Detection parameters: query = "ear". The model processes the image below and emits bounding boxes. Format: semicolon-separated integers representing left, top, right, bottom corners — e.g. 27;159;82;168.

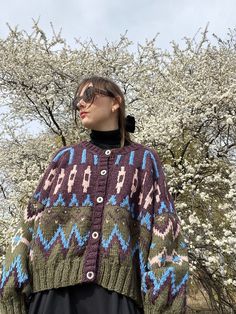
113;95;122;110
115;95;122;103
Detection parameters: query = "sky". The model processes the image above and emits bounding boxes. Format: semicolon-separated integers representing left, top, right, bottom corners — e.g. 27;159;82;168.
0;0;235;52
0;0;235;135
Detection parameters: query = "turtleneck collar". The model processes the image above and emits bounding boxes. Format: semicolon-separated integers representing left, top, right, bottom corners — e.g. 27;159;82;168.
89;128;122;149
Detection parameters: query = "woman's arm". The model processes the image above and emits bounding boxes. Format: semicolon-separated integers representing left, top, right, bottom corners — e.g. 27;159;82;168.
141;148;190;313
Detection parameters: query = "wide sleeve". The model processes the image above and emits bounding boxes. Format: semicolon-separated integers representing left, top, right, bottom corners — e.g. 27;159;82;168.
141;148;190;314
0;146;66;314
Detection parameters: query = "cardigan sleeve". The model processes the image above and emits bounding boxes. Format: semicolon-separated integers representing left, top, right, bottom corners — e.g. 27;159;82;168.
0;146;66;314
141;148;190;314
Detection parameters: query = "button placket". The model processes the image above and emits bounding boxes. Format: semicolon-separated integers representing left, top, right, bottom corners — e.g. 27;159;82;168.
82;154;110;282
89;164;107;246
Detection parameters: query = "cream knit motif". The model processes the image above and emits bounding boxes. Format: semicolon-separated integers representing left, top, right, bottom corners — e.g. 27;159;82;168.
0;140;190;314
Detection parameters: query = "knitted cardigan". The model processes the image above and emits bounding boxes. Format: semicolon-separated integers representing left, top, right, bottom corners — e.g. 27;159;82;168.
0;140;190;314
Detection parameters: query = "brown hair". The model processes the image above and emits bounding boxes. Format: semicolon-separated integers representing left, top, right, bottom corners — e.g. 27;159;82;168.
72;75;133;148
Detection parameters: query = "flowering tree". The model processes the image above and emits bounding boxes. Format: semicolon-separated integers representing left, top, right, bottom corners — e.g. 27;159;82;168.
0;20;236;312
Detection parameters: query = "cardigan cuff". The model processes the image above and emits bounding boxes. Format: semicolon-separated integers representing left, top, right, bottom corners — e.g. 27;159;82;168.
0;294;28;314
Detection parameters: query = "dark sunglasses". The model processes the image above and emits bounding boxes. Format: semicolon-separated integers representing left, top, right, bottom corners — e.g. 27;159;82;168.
72;86;115;110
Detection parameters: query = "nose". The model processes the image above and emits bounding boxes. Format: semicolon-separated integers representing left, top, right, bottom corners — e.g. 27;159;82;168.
79;100;92;112
78;99;86;110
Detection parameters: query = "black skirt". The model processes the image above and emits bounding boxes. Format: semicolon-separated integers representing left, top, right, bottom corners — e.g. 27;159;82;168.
28;283;144;314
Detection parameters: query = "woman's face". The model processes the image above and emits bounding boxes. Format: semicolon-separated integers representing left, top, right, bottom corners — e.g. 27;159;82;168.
78;82;120;131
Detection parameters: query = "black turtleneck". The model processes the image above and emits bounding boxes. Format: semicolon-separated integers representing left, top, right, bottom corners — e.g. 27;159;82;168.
89;128;130;149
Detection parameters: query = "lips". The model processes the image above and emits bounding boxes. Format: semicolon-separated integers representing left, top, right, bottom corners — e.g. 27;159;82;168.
80;112;88;117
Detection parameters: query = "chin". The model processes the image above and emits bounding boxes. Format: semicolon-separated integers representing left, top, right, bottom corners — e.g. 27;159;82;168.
81;120;94;129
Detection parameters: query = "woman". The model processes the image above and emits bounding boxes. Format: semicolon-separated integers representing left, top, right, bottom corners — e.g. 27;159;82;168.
0;76;189;314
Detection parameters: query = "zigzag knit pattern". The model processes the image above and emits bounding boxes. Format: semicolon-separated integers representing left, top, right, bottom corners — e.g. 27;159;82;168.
0;140;190;314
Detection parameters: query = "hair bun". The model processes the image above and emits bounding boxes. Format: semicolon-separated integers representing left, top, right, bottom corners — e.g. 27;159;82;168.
125;115;135;133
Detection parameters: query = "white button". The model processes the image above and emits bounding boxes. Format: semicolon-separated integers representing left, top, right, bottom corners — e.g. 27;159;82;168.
92;231;99;239
105;149;111;155
97;196;103;203
86;271;94;279
101;169;107;175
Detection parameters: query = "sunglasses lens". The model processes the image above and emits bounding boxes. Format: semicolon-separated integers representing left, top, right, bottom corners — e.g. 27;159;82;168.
73;86;113;110
73;98;79;109
84;87;94;102
73;87;93;110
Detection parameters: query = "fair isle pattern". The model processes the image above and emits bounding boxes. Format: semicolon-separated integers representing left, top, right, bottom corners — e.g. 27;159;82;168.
141;212;189;305
0;140;190;314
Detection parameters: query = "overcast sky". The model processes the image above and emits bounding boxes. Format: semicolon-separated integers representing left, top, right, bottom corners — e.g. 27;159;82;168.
0;0;235;135
0;0;235;52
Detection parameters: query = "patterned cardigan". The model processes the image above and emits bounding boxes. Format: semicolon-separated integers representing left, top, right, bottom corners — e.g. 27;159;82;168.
0;140;190;314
